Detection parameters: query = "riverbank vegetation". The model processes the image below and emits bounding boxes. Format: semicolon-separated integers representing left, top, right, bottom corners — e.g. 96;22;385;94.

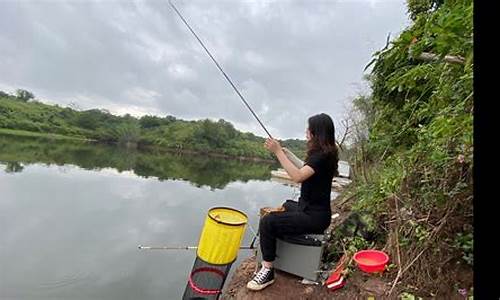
324;0;473;297
0;90;306;160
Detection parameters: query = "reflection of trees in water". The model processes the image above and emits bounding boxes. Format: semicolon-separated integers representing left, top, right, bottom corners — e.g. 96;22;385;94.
4;162;24;173
0;135;274;189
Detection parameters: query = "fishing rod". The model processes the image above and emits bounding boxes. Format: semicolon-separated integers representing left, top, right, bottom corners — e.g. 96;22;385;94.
139;223;259;250
168;0;273;139
138;245;256;250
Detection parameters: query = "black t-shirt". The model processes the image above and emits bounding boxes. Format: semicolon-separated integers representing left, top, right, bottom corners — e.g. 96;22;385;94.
298;151;338;213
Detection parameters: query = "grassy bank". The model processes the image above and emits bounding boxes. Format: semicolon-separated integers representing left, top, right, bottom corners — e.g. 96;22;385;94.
0;128;91;141
322;0;473;297
0;94;307;160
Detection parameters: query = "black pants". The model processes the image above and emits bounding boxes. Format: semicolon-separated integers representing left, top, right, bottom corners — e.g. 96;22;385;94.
259;200;331;262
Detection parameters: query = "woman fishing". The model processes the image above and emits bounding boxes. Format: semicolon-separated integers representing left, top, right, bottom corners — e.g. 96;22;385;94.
168;2;338;292
246;113;339;291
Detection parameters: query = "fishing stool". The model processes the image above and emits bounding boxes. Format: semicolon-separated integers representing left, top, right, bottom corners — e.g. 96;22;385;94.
256;233;327;283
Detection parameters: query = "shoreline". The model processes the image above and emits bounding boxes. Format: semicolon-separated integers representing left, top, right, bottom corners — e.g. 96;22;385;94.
0;128;276;164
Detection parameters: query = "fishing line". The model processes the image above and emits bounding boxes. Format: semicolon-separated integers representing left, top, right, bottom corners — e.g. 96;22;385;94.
168;0;273;139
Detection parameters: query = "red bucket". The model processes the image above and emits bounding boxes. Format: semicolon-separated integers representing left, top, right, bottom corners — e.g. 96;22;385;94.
353;250;389;273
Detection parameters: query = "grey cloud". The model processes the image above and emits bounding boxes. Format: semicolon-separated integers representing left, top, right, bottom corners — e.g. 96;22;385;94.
0;0;409;139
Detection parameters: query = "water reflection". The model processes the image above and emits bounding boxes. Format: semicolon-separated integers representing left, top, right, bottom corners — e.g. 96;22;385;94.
0;134;275;189
0;134;295;299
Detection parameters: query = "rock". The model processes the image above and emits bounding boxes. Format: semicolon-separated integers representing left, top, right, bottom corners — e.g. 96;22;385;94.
304;286;314;295
361;278;388;296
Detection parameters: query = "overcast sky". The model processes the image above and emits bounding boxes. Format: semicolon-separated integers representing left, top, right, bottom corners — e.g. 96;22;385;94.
0;0;410;139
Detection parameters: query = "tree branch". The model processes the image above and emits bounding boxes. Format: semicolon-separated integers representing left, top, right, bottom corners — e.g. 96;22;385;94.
337;119;351;151
417;52;465;65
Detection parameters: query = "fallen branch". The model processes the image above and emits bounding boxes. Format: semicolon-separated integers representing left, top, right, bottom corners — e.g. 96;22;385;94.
387;203;456;296
384;216;431;224
388;196;403;296
338;192;358;207
400;246;428;276
417;52;465;65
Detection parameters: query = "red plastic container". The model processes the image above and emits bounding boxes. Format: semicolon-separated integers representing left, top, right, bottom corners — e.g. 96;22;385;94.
326;272;346;291
353;250;389;273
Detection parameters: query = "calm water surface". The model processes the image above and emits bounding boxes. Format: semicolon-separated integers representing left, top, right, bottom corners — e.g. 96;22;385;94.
0;135;298;299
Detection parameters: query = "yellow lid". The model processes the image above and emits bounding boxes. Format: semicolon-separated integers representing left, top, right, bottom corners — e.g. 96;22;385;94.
208;207;247;226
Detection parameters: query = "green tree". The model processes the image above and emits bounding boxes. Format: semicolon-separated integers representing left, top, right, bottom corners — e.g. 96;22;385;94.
110;123;141;145
195;119;227;148
338;0;473;294
15;89;34;102
76;109;101;130
139;115;163;129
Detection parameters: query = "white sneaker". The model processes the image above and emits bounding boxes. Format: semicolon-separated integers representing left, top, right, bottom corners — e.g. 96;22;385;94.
246;266;275;291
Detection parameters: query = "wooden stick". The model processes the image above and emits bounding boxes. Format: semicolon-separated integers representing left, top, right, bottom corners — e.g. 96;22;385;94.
417;52;465;65
387;204;455;296
388;196;403;296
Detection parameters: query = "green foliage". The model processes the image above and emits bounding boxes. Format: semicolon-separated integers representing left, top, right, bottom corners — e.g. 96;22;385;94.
323;211;381;265
139;115;174;128
453;232;473;265
194;119;236;149
344;235;372;255
399;291;424;300
281;138;307;159
15;89;35;102
0;134;273;190
346;0;473;289
109;122;141;145
76;109;103;130
406;0;443;20
0;92;306;160
355;0;473;206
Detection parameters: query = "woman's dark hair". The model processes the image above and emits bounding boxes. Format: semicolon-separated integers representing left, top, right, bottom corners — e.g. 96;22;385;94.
306;113;339;174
